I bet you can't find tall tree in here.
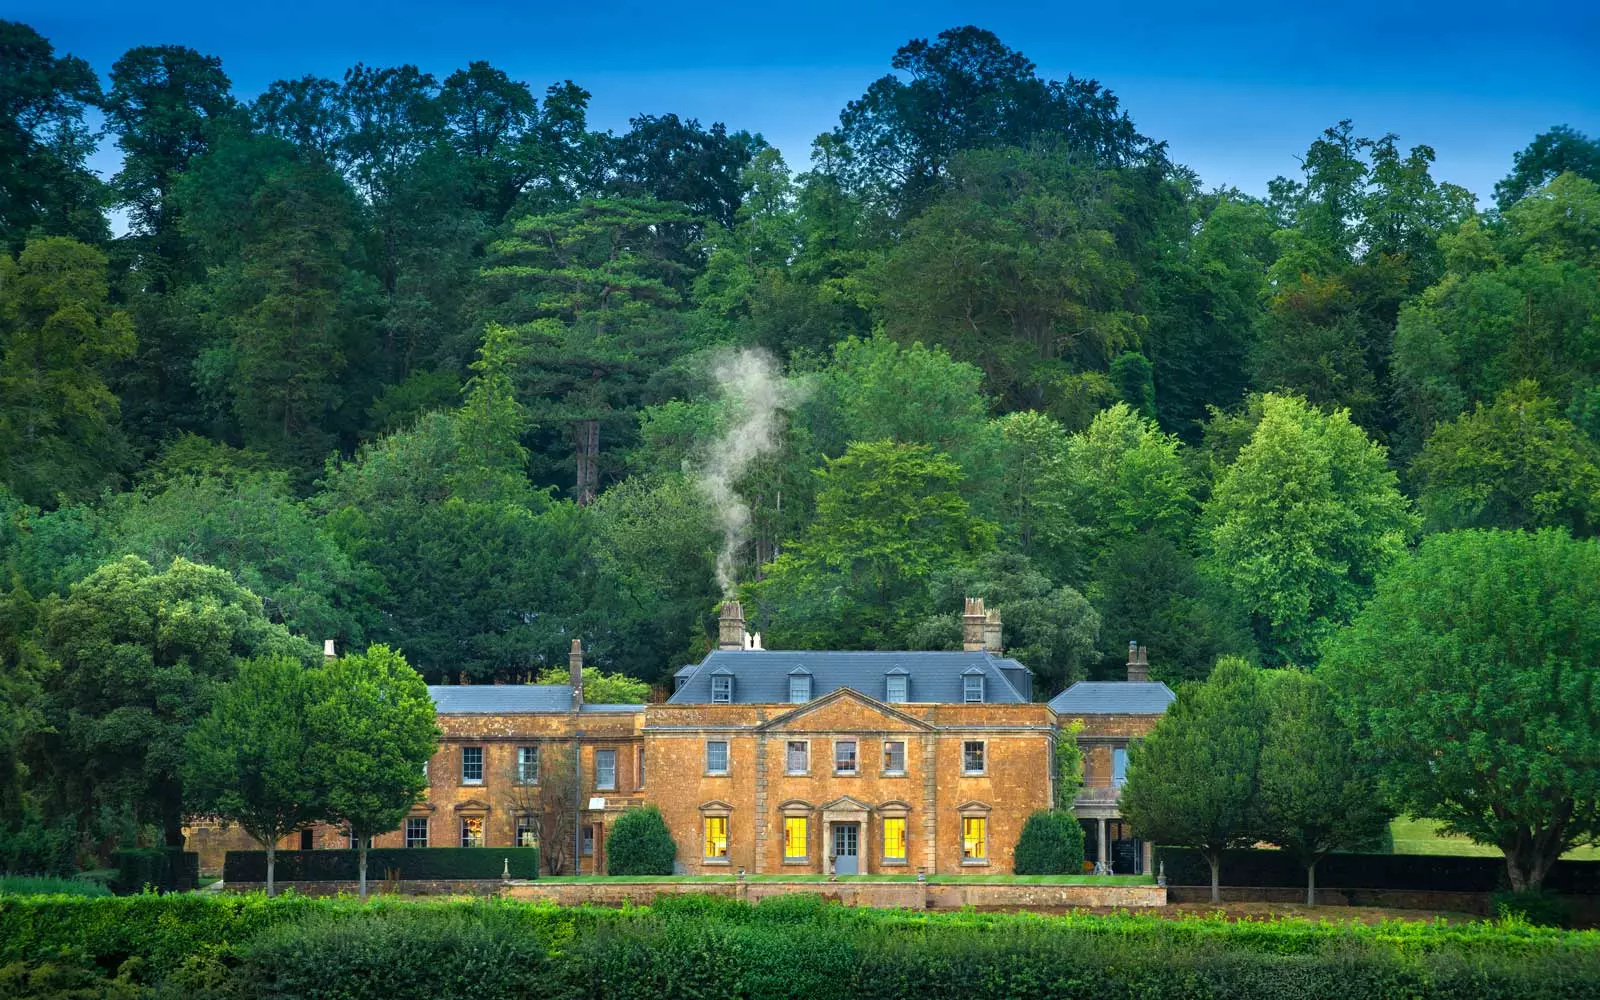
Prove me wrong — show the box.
[1255,669,1390,905]
[35,555,311,848]
[1323,529,1600,894]
[1203,393,1416,665]
[481,197,693,503]
[1414,380,1600,536]
[183,654,324,896]
[0,21,107,250]
[1495,126,1600,209]
[1121,656,1267,901]
[312,643,439,900]
[831,25,1158,220]
[104,44,238,291]
[0,237,135,506]
[748,440,995,649]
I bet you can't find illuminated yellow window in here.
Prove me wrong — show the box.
[783,817,808,859]
[962,817,987,861]
[883,817,906,861]
[704,816,728,859]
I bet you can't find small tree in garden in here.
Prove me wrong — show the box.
[605,805,678,875]
[312,645,439,900]
[184,655,324,897]
[1121,656,1266,901]
[1255,669,1390,905]
[1013,810,1085,875]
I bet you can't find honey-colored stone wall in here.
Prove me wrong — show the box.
[644,692,1055,875]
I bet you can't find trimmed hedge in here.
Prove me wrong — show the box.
[110,849,199,894]
[0,894,1597,999]
[223,847,539,883]
[604,806,677,876]
[1014,810,1085,875]
[1155,847,1600,894]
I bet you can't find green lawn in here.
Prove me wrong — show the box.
[535,873,1151,885]
[1390,817,1600,860]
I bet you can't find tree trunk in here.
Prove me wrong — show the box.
[359,839,369,901]
[1207,851,1221,904]
[574,419,599,506]
[266,844,276,899]
[1306,857,1317,907]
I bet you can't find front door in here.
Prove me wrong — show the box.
[833,823,859,874]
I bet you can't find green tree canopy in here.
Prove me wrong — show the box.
[1121,656,1266,901]
[603,804,678,876]
[311,643,439,899]
[1413,380,1600,535]
[1255,669,1390,905]
[183,654,324,895]
[1203,393,1416,665]
[0,237,135,506]
[35,555,311,848]
[747,440,994,649]
[1322,529,1600,893]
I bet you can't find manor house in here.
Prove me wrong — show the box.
[190,600,1172,876]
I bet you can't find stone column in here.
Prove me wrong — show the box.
[1096,818,1110,875]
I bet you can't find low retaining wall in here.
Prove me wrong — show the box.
[226,879,506,897]
[1167,885,1600,922]
[503,880,1166,910]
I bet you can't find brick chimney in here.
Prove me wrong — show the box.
[569,639,584,709]
[983,608,1003,654]
[718,601,747,651]
[962,597,987,651]
[1126,641,1150,682]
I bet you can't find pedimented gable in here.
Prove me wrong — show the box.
[756,687,933,734]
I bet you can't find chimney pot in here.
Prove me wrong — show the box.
[718,601,747,651]
[569,639,584,709]
[983,609,1003,654]
[1127,640,1150,683]
[323,639,336,660]
[962,597,987,651]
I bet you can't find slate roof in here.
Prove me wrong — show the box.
[580,703,646,713]
[667,650,1034,705]
[427,685,573,714]
[1047,681,1176,715]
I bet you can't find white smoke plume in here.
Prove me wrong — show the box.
[694,348,809,595]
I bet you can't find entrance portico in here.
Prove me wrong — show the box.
[820,795,871,875]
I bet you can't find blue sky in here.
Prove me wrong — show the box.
[17,1,1600,205]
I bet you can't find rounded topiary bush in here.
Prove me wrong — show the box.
[604,805,678,875]
[1014,809,1086,875]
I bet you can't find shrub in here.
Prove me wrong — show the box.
[237,906,547,1000]
[1013,810,1085,875]
[223,847,539,883]
[1493,889,1570,927]
[604,806,677,876]
[0,875,111,897]
[110,849,198,894]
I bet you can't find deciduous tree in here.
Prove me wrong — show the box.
[311,644,439,899]
[1322,529,1600,894]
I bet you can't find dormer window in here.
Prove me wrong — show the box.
[711,674,733,703]
[963,673,984,703]
[788,670,812,704]
[885,672,908,704]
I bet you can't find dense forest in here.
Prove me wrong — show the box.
[3,18,1599,703]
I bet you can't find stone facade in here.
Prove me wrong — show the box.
[644,688,1055,876]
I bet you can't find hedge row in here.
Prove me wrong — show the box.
[110,849,199,895]
[3,894,1599,1000]
[1156,848,1600,894]
[222,847,539,883]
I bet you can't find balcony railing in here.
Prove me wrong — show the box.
[1074,783,1125,805]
